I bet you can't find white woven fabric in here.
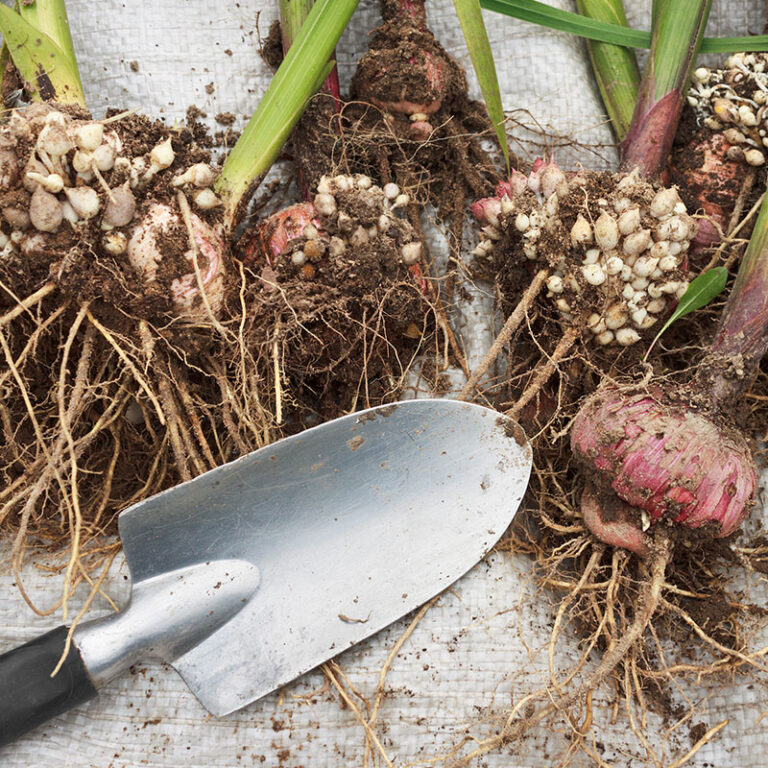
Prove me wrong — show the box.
[2,1,768,766]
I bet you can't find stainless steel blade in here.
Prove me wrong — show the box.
[76,399,532,717]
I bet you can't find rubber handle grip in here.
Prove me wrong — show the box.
[0,626,97,747]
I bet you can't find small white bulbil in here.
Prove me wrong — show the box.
[356,174,372,189]
[713,97,738,123]
[71,150,92,174]
[193,189,221,210]
[540,165,566,198]
[3,205,29,230]
[605,255,623,275]
[546,275,564,294]
[605,303,627,330]
[482,198,501,227]
[483,225,501,241]
[555,298,571,313]
[64,186,100,219]
[623,229,651,255]
[723,128,747,144]
[583,248,600,265]
[668,241,682,256]
[745,149,766,166]
[102,185,136,228]
[500,196,515,215]
[545,194,559,217]
[620,265,633,282]
[588,313,606,334]
[291,250,306,266]
[472,241,493,257]
[377,214,391,232]
[334,175,353,192]
[650,188,680,219]
[647,283,663,299]
[151,137,175,169]
[631,276,649,291]
[73,122,104,151]
[630,308,648,327]
[650,240,670,260]
[350,226,369,247]
[523,243,537,260]
[29,187,63,232]
[0,148,18,190]
[594,212,619,251]
[659,281,679,295]
[328,236,346,256]
[738,104,758,126]
[26,171,64,193]
[658,255,678,272]
[409,112,428,122]
[37,123,73,157]
[60,200,78,224]
[383,182,400,200]
[570,214,592,245]
[581,263,606,286]
[704,116,723,131]
[316,176,332,194]
[618,207,641,235]
[401,241,423,265]
[694,67,710,82]
[646,298,666,314]
[615,327,641,346]
[392,193,410,209]
[656,215,690,242]
[102,231,128,254]
[93,143,116,172]
[596,330,615,346]
[614,197,631,213]
[337,211,353,232]
[675,281,689,299]
[303,224,319,239]
[313,193,336,217]
[633,255,659,278]
[622,283,635,300]
[173,163,216,188]
[515,213,530,232]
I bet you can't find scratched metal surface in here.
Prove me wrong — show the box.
[1,1,767,766]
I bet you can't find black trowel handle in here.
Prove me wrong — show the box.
[0,626,97,747]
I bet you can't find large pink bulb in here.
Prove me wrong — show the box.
[571,388,756,552]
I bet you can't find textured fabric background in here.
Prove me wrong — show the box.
[1,1,768,766]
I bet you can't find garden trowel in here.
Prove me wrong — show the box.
[0,399,532,746]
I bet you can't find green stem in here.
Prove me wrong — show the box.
[619,0,711,178]
[576,0,639,142]
[694,191,768,410]
[217,0,358,229]
[0,0,84,106]
[279,0,341,104]
[18,0,80,76]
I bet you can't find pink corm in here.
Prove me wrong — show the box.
[571,389,756,555]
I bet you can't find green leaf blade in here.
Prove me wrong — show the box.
[0,4,85,106]
[217,0,359,228]
[452,0,510,171]
[478,0,768,53]
[645,267,729,358]
[576,0,640,141]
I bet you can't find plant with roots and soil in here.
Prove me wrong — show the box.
[440,0,768,763]
[0,0,430,616]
